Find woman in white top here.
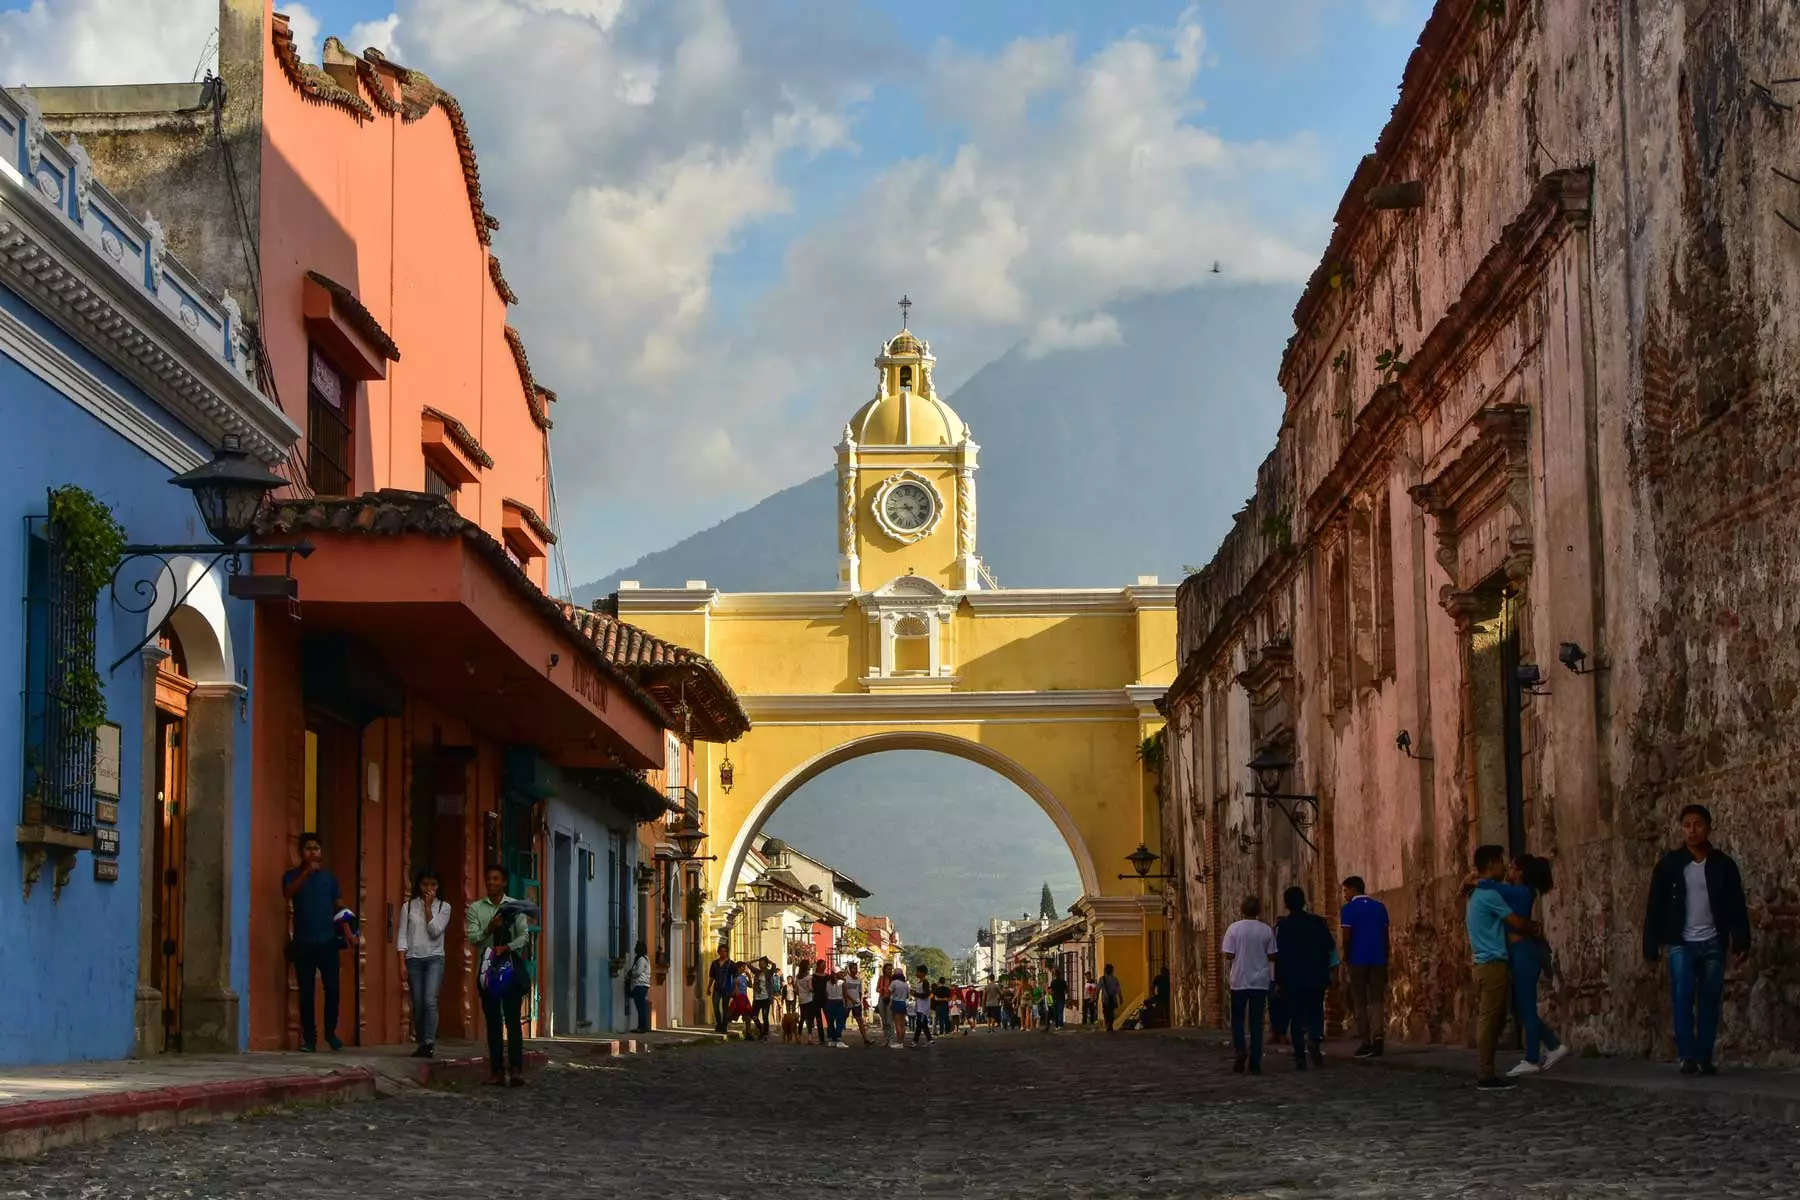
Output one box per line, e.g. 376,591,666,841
886,971,911,1050
396,868,452,1057
843,962,869,1046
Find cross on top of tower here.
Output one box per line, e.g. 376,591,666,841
898,294,912,329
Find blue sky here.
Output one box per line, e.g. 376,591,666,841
2,0,1433,582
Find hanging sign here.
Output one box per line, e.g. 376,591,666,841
94,722,122,800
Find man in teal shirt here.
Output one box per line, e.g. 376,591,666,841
1466,844,1537,1089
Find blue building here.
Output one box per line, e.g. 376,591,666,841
0,87,298,1065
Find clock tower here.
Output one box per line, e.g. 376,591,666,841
836,301,983,593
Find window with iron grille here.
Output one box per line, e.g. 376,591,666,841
307,348,353,496
20,514,98,835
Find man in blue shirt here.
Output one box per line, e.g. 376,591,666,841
282,833,350,1052
1465,844,1538,1089
1339,875,1390,1058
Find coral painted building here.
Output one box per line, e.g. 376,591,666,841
39,0,745,1050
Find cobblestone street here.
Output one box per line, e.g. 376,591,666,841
3,1031,1796,1199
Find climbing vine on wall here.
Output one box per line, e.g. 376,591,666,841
47,485,126,734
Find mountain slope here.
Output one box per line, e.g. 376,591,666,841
573,281,1295,601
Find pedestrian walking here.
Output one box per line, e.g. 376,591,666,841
626,940,653,1034
794,961,818,1045
932,976,953,1034
707,944,733,1034
823,965,847,1047
282,832,355,1053
753,956,776,1039
913,967,935,1045
1274,887,1332,1069
1222,895,1278,1075
1339,875,1390,1058
845,962,871,1045
810,960,832,1045
1083,977,1098,1025
984,975,1004,1027
1046,967,1068,1030
468,862,532,1087
887,968,911,1049
1466,845,1538,1089
1099,963,1123,1031
1644,804,1751,1076
731,961,758,1040
1491,855,1570,1077
396,866,451,1058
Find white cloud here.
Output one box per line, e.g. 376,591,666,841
0,0,214,86
285,4,321,68
0,0,1332,579
1023,313,1124,360
349,13,404,61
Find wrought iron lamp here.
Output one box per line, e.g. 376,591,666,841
668,811,713,862
108,436,311,670
1117,842,1177,882
1245,745,1321,850
719,747,735,794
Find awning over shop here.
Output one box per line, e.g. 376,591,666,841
257,490,672,769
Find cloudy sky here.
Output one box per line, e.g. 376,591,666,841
1,0,1429,583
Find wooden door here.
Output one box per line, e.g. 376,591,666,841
152,632,193,1051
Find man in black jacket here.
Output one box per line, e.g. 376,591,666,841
1642,804,1750,1076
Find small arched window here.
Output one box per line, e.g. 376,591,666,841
899,365,913,390
892,613,931,675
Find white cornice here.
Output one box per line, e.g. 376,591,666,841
716,592,850,617
963,588,1142,615
1127,585,1179,610
740,688,1144,723
0,91,298,463
1126,684,1168,718
613,585,721,615
616,583,1177,620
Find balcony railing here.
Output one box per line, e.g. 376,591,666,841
665,785,698,816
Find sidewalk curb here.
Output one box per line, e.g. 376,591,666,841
0,1067,378,1160
417,1050,549,1086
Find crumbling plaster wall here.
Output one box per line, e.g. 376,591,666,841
1165,0,1800,1058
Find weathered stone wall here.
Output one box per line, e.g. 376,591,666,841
1163,0,1800,1061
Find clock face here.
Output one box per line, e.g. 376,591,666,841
882,481,935,532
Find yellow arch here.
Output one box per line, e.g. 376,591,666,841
721,730,1102,901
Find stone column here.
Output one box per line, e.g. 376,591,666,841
180,683,244,1052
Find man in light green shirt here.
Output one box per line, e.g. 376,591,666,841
468,864,531,1085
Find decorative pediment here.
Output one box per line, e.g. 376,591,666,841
1235,637,1295,711
1409,404,1533,595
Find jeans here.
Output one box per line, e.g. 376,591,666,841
1473,960,1510,1079
712,991,729,1033
406,955,443,1045
754,996,772,1038
825,999,847,1041
1347,963,1389,1044
1669,937,1727,1064
293,941,340,1048
481,976,526,1076
1267,987,1288,1041
801,1002,824,1043
912,1011,933,1044
934,1003,950,1034
1230,989,1267,1067
1285,987,1325,1058
630,984,651,1033
1047,997,1065,1028
1507,940,1561,1063
1102,998,1119,1031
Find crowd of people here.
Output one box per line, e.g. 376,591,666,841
1219,803,1751,1088
701,948,1137,1047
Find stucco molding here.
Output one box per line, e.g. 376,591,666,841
739,688,1145,723
965,587,1168,616
1409,403,1533,596
869,469,944,545
0,168,297,464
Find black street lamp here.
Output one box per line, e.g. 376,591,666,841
108,436,312,671
1245,744,1321,850
669,812,709,862
1117,842,1177,882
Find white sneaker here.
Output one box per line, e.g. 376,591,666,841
1541,1045,1570,1072
889,1041,903,1050
1506,1059,1541,1077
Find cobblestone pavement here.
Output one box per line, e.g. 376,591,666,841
4,1031,1796,1199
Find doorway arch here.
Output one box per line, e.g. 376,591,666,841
722,730,1102,900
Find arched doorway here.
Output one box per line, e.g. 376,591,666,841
138,559,242,1054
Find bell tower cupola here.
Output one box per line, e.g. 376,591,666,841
837,297,984,593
